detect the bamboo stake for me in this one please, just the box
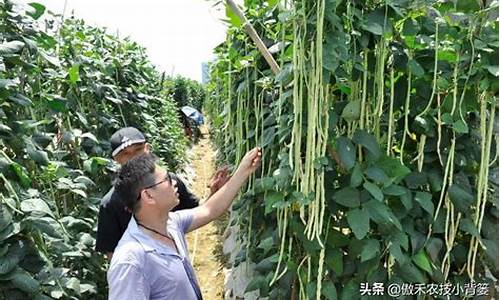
[226,0,281,75]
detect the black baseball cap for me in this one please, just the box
[110,127,146,157]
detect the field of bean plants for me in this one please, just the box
[0,1,205,298]
[0,0,498,299]
[207,0,498,299]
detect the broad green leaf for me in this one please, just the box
[486,65,499,77]
[365,167,389,184]
[481,239,499,266]
[11,269,40,293]
[453,119,469,133]
[415,192,434,215]
[321,280,337,300]
[364,200,402,229]
[265,191,284,214]
[20,198,55,218]
[412,250,433,275]
[459,218,480,238]
[0,246,21,275]
[65,277,80,292]
[225,5,242,27]
[390,244,408,265]
[408,59,425,77]
[9,93,32,106]
[340,280,359,300]
[325,247,343,276]
[382,185,407,196]
[10,162,31,187]
[448,184,473,213]
[333,187,360,208]
[0,41,25,55]
[245,275,266,292]
[350,164,363,187]
[363,181,384,201]
[68,64,80,84]
[341,100,360,121]
[361,239,380,262]
[335,137,356,170]
[353,130,381,160]
[362,10,390,36]
[347,207,370,239]
[39,50,60,67]
[378,155,411,183]
[27,3,46,20]
[425,237,443,263]
[0,205,12,232]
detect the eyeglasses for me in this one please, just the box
[137,173,172,200]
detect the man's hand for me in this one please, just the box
[234,147,262,177]
[209,165,231,196]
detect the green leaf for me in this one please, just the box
[363,181,384,201]
[335,137,356,170]
[408,59,425,77]
[0,205,13,232]
[425,237,443,263]
[389,244,408,265]
[347,207,370,239]
[361,239,380,262]
[20,198,55,218]
[364,200,402,229]
[353,130,381,160]
[341,100,360,121]
[378,155,411,183]
[448,184,473,213]
[68,64,80,84]
[0,246,21,275]
[10,162,31,187]
[225,4,242,27]
[9,93,32,106]
[453,119,469,133]
[414,192,434,215]
[412,250,433,275]
[365,167,389,184]
[382,185,407,196]
[0,41,25,55]
[362,10,388,36]
[340,280,359,300]
[27,3,46,20]
[333,187,360,208]
[245,275,266,292]
[486,65,498,76]
[321,280,337,300]
[481,239,499,266]
[39,50,60,67]
[350,164,363,187]
[11,268,40,293]
[265,191,285,214]
[459,218,480,238]
[325,247,343,276]
[65,277,80,292]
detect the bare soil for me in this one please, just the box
[186,126,227,300]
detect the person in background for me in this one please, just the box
[107,147,261,300]
[95,127,229,260]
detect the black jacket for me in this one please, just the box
[95,172,199,253]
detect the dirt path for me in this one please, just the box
[186,126,226,299]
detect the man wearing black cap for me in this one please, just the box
[96,127,229,259]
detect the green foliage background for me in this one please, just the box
[0,1,194,298]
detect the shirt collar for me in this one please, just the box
[127,216,179,257]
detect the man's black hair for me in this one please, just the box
[114,153,158,213]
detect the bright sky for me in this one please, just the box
[23,0,234,82]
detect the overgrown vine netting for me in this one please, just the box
[0,1,205,299]
[207,0,499,298]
